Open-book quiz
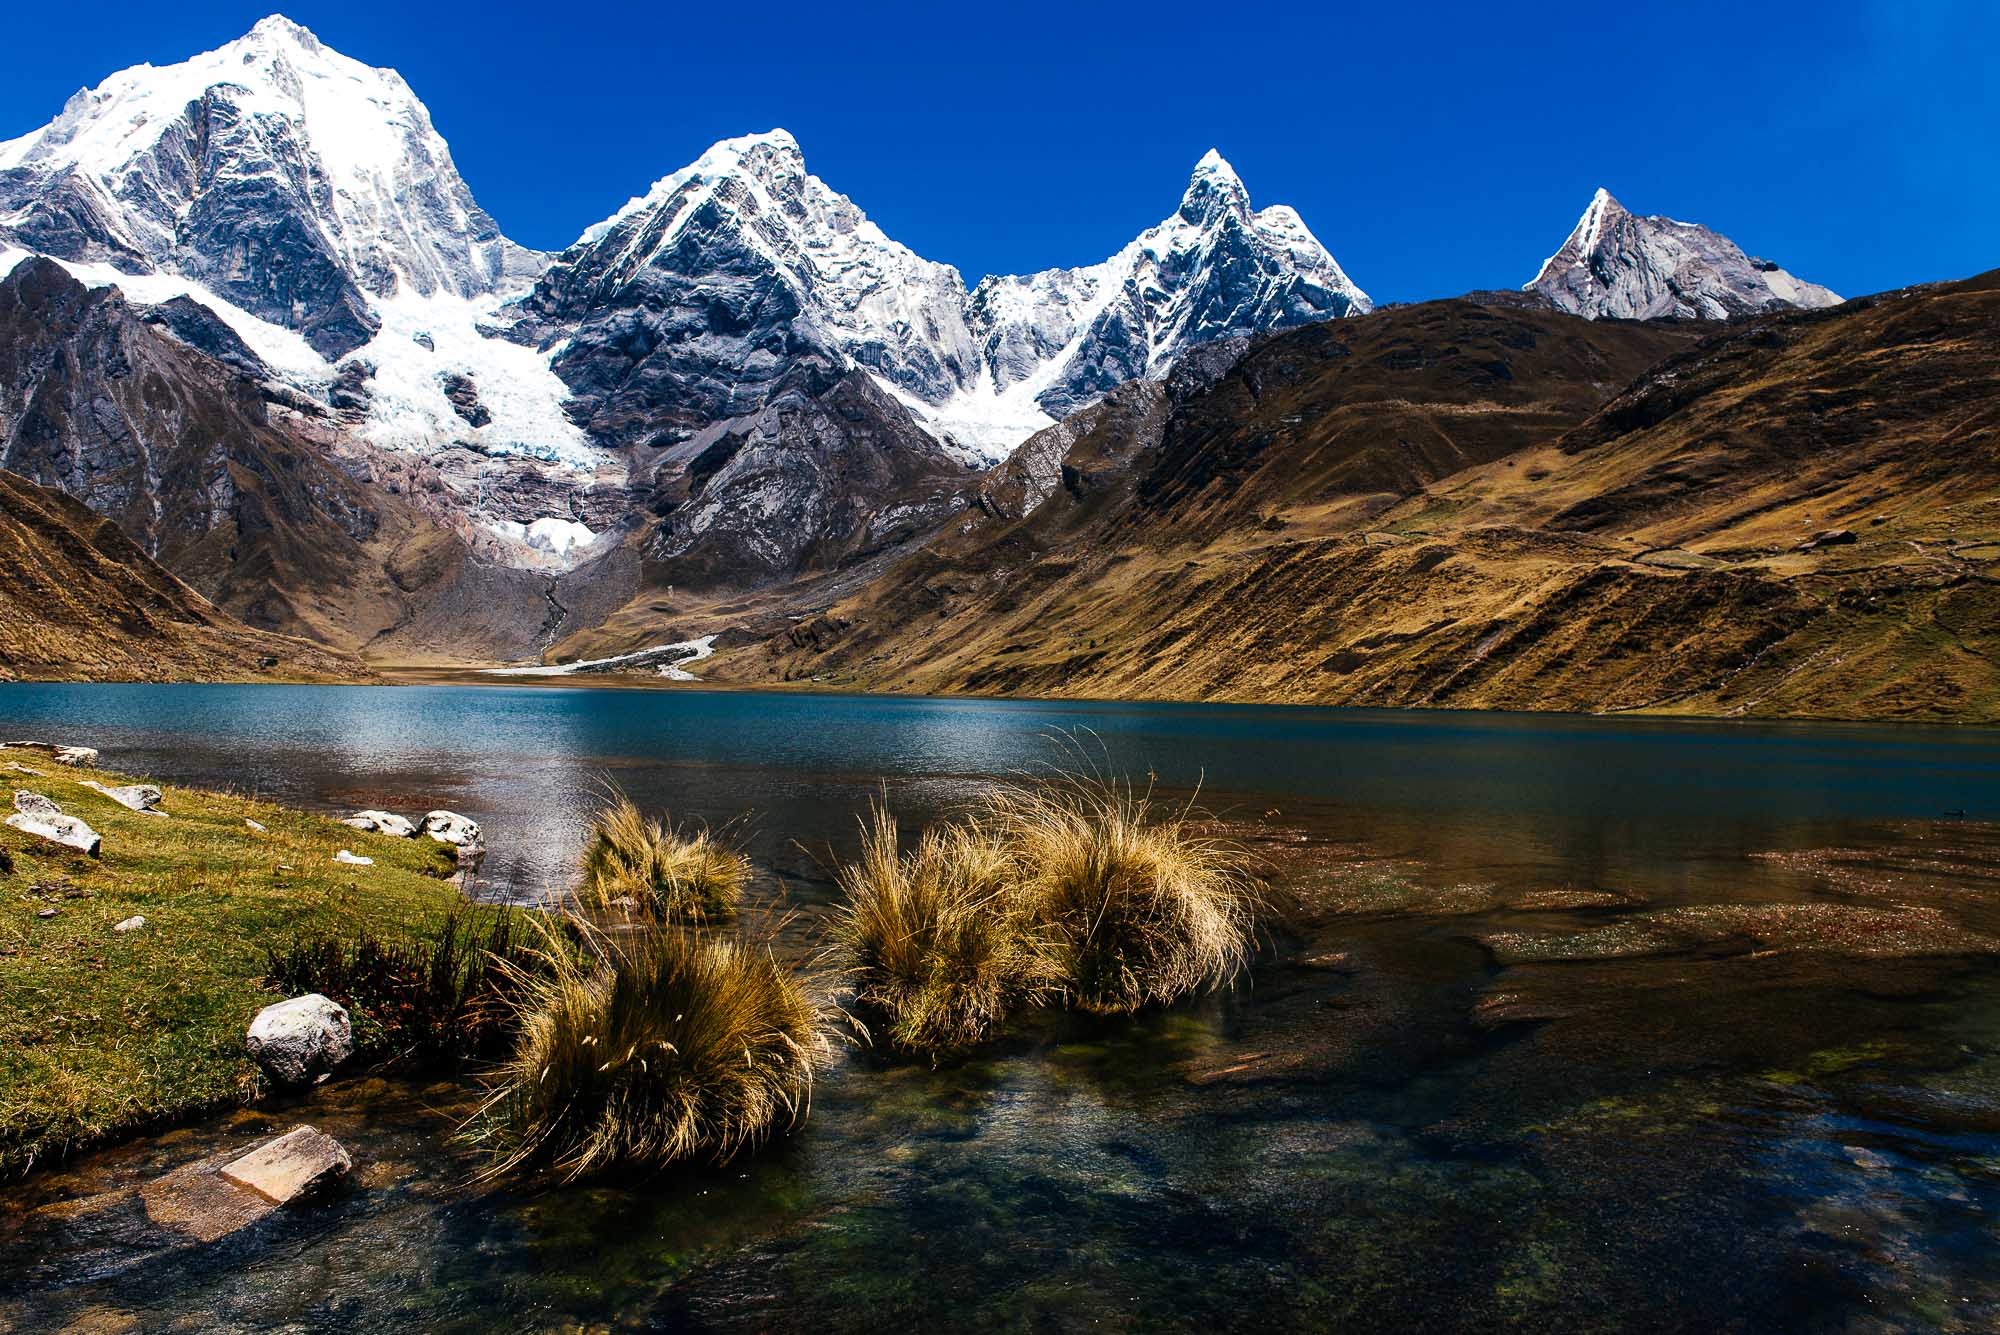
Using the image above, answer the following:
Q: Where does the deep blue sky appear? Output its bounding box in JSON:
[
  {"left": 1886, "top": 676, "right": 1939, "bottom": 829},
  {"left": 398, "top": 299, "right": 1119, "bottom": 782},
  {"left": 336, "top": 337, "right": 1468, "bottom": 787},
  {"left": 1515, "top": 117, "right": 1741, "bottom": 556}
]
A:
[{"left": 2, "top": 2, "right": 1993, "bottom": 303}]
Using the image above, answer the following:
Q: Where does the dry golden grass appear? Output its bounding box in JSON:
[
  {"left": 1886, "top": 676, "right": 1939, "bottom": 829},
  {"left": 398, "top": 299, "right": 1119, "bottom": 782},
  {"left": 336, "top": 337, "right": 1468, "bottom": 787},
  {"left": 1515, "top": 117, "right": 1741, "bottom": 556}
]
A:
[
  {"left": 469, "top": 918, "right": 832, "bottom": 1182},
  {"left": 828, "top": 776, "right": 1266, "bottom": 1052},
  {"left": 996, "top": 778, "right": 1264, "bottom": 1015},
  {"left": 578, "top": 794, "right": 750, "bottom": 923},
  {"left": 829, "top": 802, "right": 1042, "bottom": 1056}
]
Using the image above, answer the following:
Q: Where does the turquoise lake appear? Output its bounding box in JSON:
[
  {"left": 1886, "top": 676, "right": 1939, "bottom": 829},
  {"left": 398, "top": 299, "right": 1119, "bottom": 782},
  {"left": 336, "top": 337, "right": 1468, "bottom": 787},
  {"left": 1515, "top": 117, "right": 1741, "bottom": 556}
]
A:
[{"left": 5, "top": 683, "right": 2000, "bottom": 1331}]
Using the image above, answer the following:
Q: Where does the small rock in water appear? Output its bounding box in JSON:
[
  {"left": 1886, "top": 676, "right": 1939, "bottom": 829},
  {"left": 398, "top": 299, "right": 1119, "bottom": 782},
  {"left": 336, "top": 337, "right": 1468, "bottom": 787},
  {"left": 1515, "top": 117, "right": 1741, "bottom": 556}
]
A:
[
  {"left": 246, "top": 994, "right": 353, "bottom": 1086},
  {"left": 82, "top": 779, "right": 167, "bottom": 816},
  {"left": 339, "top": 810, "right": 417, "bottom": 838},
  {"left": 114, "top": 915, "right": 147, "bottom": 932},
  {"left": 220, "top": 1126, "right": 354, "bottom": 1206},
  {"left": 6, "top": 790, "right": 103, "bottom": 857},
  {"left": 334, "top": 849, "right": 373, "bottom": 866},
  {"left": 420, "top": 809, "right": 481, "bottom": 848}
]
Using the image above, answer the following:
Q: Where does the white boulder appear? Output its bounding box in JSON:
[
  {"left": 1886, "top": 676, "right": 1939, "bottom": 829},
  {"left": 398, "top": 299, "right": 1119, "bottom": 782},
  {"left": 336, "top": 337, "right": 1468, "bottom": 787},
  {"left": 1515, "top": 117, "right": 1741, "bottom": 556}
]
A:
[
  {"left": 245, "top": 994, "right": 353, "bottom": 1086},
  {"left": 2, "top": 741, "right": 98, "bottom": 766},
  {"left": 114, "top": 914, "right": 147, "bottom": 932},
  {"left": 421, "top": 810, "right": 481, "bottom": 848},
  {"left": 219, "top": 1126, "right": 353, "bottom": 1205},
  {"left": 6, "top": 790, "right": 102, "bottom": 857},
  {"left": 83, "top": 780, "right": 167, "bottom": 816},
  {"left": 333, "top": 849, "right": 373, "bottom": 866},
  {"left": 338, "top": 810, "right": 417, "bottom": 838}
]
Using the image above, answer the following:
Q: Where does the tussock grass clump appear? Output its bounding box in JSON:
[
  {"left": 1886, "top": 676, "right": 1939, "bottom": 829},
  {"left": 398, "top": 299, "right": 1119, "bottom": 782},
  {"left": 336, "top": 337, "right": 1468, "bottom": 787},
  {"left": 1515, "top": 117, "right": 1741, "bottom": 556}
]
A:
[
  {"left": 471, "top": 921, "right": 830, "bottom": 1182},
  {"left": 266, "top": 907, "right": 543, "bottom": 1065},
  {"left": 579, "top": 794, "right": 750, "bottom": 923},
  {"left": 831, "top": 804, "right": 1040, "bottom": 1055},
  {"left": 998, "top": 778, "right": 1263, "bottom": 1016}
]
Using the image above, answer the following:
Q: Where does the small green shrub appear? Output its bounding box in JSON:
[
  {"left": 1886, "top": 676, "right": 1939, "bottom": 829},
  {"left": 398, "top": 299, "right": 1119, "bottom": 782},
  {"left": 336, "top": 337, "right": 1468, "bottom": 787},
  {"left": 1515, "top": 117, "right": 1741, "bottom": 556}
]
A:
[
  {"left": 579, "top": 794, "right": 749, "bottom": 923},
  {"left": 830, "top": 803, "right": 1041, "bottom": 1056},
  {"left": 266, "top": 907, "right": 544, "bottom": 1064},
  {"left": 469, "top": 920, "right": 831, "bottom": 1181}
]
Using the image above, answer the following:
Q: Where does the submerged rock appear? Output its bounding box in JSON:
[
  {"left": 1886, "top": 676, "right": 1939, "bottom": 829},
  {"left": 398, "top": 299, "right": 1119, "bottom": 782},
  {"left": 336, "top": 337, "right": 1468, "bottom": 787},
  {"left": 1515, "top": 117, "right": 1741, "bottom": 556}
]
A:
[
  {"left": 246, "top": 994, "right": 353, "bottom": 1086},
  {"left": 82, "top": 780, "right": 167, "bottom": 816},
  {"left": 220, "top": 1126, "right": 353, "bottom": 1205},
  {"left": 6, "top": 790, "right": 102, "bottom": 856},
  {"left": 339, "top": 810, "right": 417, "bottom": 838}
]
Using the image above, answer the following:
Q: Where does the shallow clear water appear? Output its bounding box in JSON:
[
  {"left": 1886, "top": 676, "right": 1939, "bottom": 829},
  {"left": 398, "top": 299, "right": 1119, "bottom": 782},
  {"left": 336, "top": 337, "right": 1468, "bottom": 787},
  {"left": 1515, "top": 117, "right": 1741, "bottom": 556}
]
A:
[{"left": 6, "top": 684, "right": 2000, "bottom": 1332}]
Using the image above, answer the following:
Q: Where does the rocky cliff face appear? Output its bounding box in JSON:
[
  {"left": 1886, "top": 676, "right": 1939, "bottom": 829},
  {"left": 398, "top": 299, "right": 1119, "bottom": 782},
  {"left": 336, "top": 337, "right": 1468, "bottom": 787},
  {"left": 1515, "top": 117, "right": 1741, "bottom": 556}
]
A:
[
  {"left": 642, "top": 357, "right": 975, "bottom": 586},
  {"left": 0, "top": 256, "right": 622, "bottom": 659},
  {"left": 0, "top": 464, "right": 365, "bottom": 682},
  {"left": 968, "top": 153, "right": 1368, "bottom": 421},
  {"left": 1526, "top": 189, "right": 1841, "bottom": 320}
]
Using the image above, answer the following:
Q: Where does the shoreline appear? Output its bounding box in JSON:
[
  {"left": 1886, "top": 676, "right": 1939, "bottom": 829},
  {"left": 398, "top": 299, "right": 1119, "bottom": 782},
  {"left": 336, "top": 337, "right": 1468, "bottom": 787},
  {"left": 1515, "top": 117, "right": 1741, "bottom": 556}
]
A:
[
  {"left": 7, "top": 667, "right": 1998, "bottom": 733},
  {"left": 0, "top": 746, "right": 489, "bottom": 1181}
]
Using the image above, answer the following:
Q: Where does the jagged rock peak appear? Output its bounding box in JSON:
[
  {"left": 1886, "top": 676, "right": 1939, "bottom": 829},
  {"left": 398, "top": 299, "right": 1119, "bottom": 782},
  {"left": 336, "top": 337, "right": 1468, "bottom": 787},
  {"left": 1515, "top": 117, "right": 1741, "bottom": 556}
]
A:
[
  {"left": 1527, "top": 187, "right": 1841, "bottom": 321},
  {"left": 1180, "top": 149, "right": 1251, "bottom": 220}
]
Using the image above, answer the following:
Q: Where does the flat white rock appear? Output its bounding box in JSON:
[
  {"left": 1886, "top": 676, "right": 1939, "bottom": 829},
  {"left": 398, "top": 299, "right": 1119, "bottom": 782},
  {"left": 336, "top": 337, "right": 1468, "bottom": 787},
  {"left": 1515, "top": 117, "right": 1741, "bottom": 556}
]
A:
[
  {"left": 219, "top": 1126, "right": 353, "bottom": 1205},
  {"left": 420, "top": 810, "right": 481, "bottom": 848},
  {"left": 83, "top": 779, "right": 167, "bottom": 815},
  {"left": 333, "top": 849, "right": 373, "bottom": 866},
  {"left": 339, "top": 810, "right": 417, "bottom": 838},
  {"left": 6, "top": 790, "right": 102, "bottom": 856},
  {"left": 114, "top": 914, "right": 147, "bottom": 932}
]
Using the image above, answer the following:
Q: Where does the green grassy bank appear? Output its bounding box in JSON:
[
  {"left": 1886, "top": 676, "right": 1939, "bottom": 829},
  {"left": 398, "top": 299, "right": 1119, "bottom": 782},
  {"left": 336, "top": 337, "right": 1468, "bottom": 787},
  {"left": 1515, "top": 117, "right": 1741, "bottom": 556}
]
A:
[{"left": 0, "top": 746, "right": 474, "bottom": 1178}]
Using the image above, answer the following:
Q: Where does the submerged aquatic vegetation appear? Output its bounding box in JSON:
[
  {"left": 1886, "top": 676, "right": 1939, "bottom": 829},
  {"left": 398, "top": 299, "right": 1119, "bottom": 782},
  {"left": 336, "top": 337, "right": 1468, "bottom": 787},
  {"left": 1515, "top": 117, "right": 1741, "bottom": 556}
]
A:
[
  {"left": 266, "top": 907, "right": 543, "bottom": 1064},
  {"left": 470, "top": 919, "right": 832, "bottom": 1182},
  {"left": 997, "top": 777, "right": 1264, "bottom": 1015},
  {"left": 578, "top": 793, "right": 750, "bottom": 923},
  {"left": 830, "top": 802, "right": 1042, "bottom": 1056}
]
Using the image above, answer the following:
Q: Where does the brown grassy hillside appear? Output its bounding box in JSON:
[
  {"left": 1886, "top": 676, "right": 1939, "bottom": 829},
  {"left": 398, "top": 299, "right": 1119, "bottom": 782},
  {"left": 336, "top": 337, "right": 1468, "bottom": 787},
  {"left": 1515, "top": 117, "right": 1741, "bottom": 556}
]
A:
[
  {"left": 0, "top": 467, "right": 363, "bottom": 681},
  {"left": 706, "top": 277, "right": 2000, "bottom": 722}
]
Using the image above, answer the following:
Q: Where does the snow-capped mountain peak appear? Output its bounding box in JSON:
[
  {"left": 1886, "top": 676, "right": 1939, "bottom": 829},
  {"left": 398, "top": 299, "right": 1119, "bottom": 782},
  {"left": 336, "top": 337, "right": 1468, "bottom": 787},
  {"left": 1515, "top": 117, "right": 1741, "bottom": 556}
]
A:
[
  {"left": 0, "top": 13, "right": 545, "bottom": 356},
  {"left": 1179, "top": 149, "right": 1251, "bottom": 220},
  {"left": 1527, "top": 188, "right": 1841, "bottom": 320},
  {"left": 514, "top": 135, "right": 1371, "bottom": 464}
]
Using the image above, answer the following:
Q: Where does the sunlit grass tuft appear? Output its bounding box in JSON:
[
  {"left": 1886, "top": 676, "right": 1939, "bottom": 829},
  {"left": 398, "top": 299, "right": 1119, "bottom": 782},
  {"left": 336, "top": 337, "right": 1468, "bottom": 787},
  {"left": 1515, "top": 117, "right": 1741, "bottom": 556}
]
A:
[
  {"left": 998, "top": 777, "right": 1263, "bottom": 1014},
  {"left": 828, "top": 772, "right": 1267, "bottom": 1053},
  {"left": 578, "top": 793, "right": 750, "bottom": 924},
  {"left": 469, "top": 919, "right": 832, "bottom": 1182},
  {"left": 829, "top": 802, "right": 1041, "bottom": 1056}
]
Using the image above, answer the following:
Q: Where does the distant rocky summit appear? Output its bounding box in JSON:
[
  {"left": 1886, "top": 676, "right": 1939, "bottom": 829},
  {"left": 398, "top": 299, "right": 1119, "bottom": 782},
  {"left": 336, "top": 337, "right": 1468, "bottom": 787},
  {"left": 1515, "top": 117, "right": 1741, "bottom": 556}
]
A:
[{"left": 1527, "top": 188, "right": 1841, "bottom": 320}]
